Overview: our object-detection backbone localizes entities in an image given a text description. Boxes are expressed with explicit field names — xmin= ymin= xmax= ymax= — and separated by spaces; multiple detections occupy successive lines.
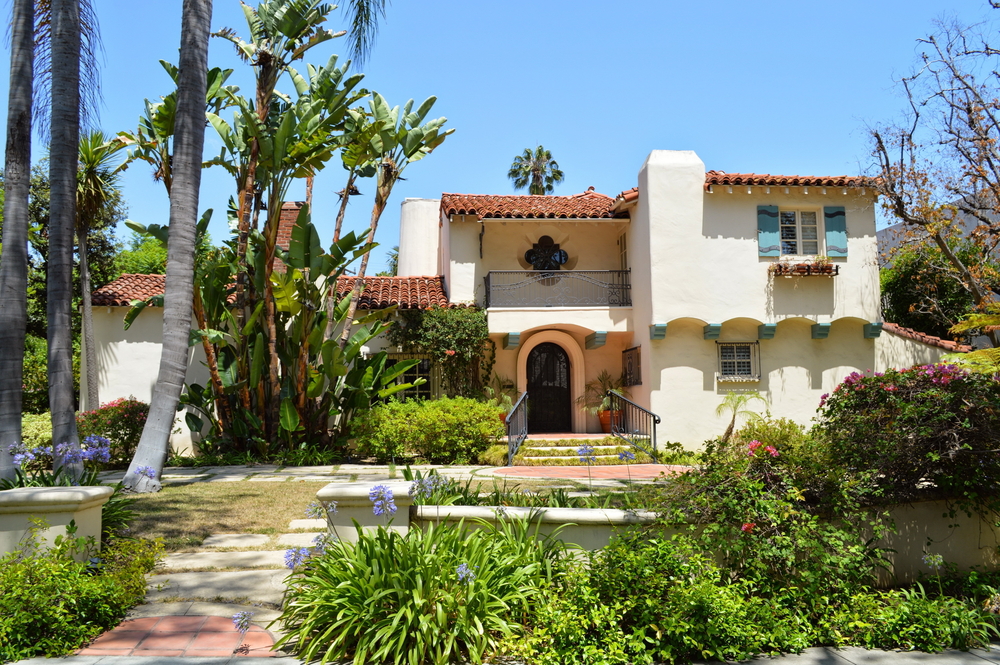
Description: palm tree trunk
xmin=0 ymin=0 xmax=34 ymax=481
xmin=48 ymin=0 xmax=83 ymax=478
xmin=323 ymin=170 xmax=357 ymax=342
xmin=339 ymin=163 xmax=394 ymax=348
xmin=124 ymin=0 xmax=212 ymax=492
xmin=80 ymin=231 xmax=99 ymax=410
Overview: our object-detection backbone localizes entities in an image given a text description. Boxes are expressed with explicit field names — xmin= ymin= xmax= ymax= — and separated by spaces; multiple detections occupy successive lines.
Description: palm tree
xmin=716 ymin=392 xmax=768 ymax=444
xmin=47 ymin=0 xmax=84 ymax=477
xmin=508 ymin=145 xmax=564 ymax=195
xmin=77 ymin=131 xmax=125 ymax=411
xmin=123 ymin=0 xmax=212 ymax=493
xmin=0 ymin=0 xmax=35 ymax=481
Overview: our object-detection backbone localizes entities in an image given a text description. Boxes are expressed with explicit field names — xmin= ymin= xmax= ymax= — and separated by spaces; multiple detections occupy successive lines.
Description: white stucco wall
xmin=875 ymin=329 xmax=955 ymax=370
xmin=448 ymin=219 xmax=628 ymax=306
xmin=397 ymin=198 xmax=441 ymax=277
xmin=83 ymin=306 xmax=210 ymax=455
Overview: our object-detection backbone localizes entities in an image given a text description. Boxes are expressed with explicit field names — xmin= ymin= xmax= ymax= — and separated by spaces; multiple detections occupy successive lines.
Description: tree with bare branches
xmin=872 ymin=15 xmax=1000 ymax=347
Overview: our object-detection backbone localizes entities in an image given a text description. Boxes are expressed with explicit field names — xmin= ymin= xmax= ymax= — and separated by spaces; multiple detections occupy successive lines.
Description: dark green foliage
xmin=76 ymin=397 xmax=149 ymax=467
xmin=386 ymin=307 xmax=495 ymax=397
xmin=881 ymin=240 xmax=1000 ymax=340
xmin=21 ymin=335 xmax=49 ymax=413
xmin=112 ymin=232 xmax=167 ymax=276
xmin=352 ymin=397 xmax=504 ymax=463
xmin=0 ymin=531 xmax=161 ymax=661
xmin=277 ymin=520 xmax=568 ymax=665
xmin=814 ymin=364 xmax=1000 ymax=512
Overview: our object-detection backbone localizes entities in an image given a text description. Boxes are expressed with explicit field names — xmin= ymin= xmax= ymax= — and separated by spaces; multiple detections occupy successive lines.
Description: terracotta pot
xmin=598 ymin=410 xmax=622 ymax=434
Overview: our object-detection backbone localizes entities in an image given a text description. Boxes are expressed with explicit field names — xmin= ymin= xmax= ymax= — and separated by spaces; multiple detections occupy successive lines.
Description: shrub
xmin=22 ymin=335 xmax=48 ymax=414
xmin=814 ymin=364 xmax=1000 ymax=512
xmin=0 ymin=529 xmax=161 ymax=661
xmin=352 ymin=397 xmax=503 ymax=463
xmin=277 ymin=519 xmax=568 ymax=665
xmin=385 ymin=306 xmax=495 ymax=397
xmin=20 ymin=412 xmax=53 ymax=449
xmin=76 ymin=397 xmax=149 ymax=466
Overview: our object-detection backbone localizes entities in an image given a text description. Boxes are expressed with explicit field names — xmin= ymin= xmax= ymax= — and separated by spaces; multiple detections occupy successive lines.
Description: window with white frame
xmin=386 ymin=353 xmax=440 ymax=400
xmin=779 ymin=209 xmax=820 ymax=256
xmin=717 ymin=342 xmax=760 ymax=382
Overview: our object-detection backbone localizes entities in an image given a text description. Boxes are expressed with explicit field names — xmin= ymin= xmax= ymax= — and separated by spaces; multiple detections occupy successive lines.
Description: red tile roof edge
xmin=704 ymin=170 xmax=875 ymax=190
xmin=440 ymin=189 xmax=624 ymax=219
xmin=92 ymin=274 xmax=465 ymax=310
xmin=882 ymin=322 xmax=971 ymax=353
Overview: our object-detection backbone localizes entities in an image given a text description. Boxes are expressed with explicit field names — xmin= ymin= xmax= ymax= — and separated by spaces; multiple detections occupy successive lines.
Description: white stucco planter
xmin=0 ymin=486 xmax=113 ymax=558
xmin=412 ymin=504 xmax=661 ymax=551
xmin=316 ymin=482 xmax=413 ymax=543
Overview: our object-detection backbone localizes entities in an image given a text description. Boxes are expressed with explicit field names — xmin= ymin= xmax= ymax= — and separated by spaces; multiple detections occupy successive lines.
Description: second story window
xmin=780 ymin=210 xmax=819 ymax=256
xmin=618 ymin=232 xmax=628 ymax=271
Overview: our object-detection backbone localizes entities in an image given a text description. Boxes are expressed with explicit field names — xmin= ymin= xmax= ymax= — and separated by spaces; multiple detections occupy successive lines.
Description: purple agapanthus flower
xmin=232 ymin=611 xmax=255 ymax=635
xmin=284 ymin=547 xmax=310 ymax=569
xmin=369 ymin=484 xmax=397 ymax=516
xmin=456 ymin=562 xmax=478 ymax=584
xmin=135 ymin=465 xmax=157 ymax=479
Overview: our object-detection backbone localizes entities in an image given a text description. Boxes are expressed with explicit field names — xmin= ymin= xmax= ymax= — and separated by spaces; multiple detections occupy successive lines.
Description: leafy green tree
xmin=716 ymin=392 xmax=767 ymax=444
xmin=113 ymin=233 xmax=167 ymax=276
xmin=508 ymin=145 xmax=564 ymax=195
xmin=881 ymin=238 xmax=1000 ymax=340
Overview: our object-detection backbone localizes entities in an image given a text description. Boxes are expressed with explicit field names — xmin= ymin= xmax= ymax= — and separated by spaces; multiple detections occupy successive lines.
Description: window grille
xmin=716 ymin=342 xmax=760 ymax=382
xmin=622 ymin=346 xmax=641 ymax=386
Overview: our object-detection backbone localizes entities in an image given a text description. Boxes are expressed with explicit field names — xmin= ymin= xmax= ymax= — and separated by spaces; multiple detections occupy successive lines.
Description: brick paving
xmin=77 ymin=615 xmax=277 ymax=658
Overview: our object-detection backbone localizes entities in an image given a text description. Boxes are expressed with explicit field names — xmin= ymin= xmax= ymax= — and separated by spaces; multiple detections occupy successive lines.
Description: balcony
xmin=484 ymin=270 xmax=632 ymax=308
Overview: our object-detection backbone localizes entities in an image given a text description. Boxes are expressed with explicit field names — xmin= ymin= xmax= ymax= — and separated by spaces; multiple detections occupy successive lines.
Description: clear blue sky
xmin=2 ymin=0 xmax=997 ymax=274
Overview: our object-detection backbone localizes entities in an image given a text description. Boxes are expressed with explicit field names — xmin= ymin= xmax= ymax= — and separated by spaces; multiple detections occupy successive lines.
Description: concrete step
xmin=160 ymin=550 xmax=288 ymax=571
xmin=146 ymin=569 xmax=289 ymax=607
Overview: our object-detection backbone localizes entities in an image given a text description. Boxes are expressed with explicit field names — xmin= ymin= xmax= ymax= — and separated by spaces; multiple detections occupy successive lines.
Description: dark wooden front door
xmin=527 ymin=342 xmax=571 ymax=433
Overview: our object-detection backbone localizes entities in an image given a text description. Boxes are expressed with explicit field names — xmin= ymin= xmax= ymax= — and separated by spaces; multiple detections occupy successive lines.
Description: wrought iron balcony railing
xmin=484 ymin=270 xmax=632 ymax=308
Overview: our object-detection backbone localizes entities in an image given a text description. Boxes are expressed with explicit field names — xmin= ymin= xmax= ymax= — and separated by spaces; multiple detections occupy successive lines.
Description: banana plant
xmin=338 ymin=93 xmax=455 ymax=348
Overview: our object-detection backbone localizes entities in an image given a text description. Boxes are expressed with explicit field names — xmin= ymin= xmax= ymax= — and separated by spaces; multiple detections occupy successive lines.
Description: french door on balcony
xmin=527 ymin=342 xmax=572 ymax=433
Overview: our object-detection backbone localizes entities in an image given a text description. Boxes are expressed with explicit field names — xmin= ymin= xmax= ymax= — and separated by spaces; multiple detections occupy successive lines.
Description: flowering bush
xmin=76 ymin=397 xmax=149 ymax=467
xmin=814 ymin=364 xmax=1000 ymax=511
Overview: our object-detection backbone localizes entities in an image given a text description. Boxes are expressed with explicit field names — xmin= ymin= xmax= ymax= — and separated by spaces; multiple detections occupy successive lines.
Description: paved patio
xmin=76 ymin=616 xmax=276 ymax=658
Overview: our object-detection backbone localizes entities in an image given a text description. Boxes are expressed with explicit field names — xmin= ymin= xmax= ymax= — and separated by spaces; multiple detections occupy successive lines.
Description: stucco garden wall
xmin=875 ymin=329 xmax=954 ymax=370
xmin=83 ymin=306 xmax=210 ymax=455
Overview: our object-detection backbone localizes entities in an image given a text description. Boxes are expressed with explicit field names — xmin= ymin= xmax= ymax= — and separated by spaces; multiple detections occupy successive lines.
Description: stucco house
xmin=87 ymin=149 xmax=968 ymax=451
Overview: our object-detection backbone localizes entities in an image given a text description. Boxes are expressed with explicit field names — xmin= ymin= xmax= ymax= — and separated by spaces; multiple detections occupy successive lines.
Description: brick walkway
xmin=77 ymin=616 xmax=277 ymax=658
xmin=492 ymin=463 xmax=689 ymax=479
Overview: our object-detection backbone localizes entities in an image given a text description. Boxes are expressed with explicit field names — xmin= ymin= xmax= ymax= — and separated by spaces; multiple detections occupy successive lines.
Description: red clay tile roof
xmin=92 ymin=274 xmax=167 ymax=306
xmin=883 ymin=322 xmax=971 ymax=353
xmin=704 ymin=171 xmax=874 ymax=190
xmin=441 ymin=188 xmax=623 ymax=219
xmin=92 ymin=274 xmax=457 ymax=310
xmin=335 ymin=276 xmax=462 ymax=309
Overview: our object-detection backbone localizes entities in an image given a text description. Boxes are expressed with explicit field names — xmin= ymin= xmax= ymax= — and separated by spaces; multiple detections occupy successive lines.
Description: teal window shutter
xmin=824 ymin=207 xmax=847 ymax=257
xmin=757 ymin=205 xmax=779 ymax=257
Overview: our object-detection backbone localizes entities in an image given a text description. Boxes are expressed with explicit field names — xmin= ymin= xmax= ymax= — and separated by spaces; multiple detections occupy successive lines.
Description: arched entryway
xmin=526 ymin=342 xmax=572 ymax=433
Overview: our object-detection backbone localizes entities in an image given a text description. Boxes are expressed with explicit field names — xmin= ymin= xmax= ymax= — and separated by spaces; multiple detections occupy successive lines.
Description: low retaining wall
xmin=0 ymin=486 xmax=113 ymax=558
xmin=879 ymin=500 xmax=1000 ymax=585
xmin=315 ymin=483 xmax=1000 ymax=586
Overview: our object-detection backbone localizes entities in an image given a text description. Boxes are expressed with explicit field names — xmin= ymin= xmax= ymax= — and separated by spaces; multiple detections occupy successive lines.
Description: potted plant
xmin=576 ymin=370 xmax=629 ymax=434
xmin=484 ymin=373 xmax=516 ymax=424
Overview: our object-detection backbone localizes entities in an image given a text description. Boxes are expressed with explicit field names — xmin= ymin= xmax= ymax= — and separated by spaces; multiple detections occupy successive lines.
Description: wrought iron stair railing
xmin=505 ymin=391 xmax=529 ymax=466
xmin=606 ymin=390 xmax=660 ymax=460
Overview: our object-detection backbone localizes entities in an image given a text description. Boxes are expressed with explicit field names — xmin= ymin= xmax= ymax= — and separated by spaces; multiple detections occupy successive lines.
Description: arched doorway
xmin=526 ymin=342 xmax=571 ymax=433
